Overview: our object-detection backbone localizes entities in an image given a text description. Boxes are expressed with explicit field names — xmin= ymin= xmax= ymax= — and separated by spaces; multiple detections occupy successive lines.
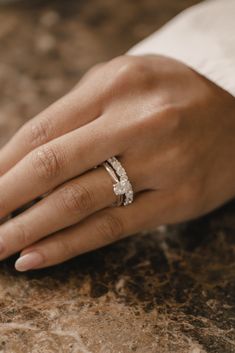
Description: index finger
xmin=0 ymin=65 xmax=106 ymax=176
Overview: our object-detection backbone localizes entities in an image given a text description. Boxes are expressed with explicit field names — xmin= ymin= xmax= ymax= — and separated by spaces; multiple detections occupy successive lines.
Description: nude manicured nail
xmin=15 ymin=252 xmax=44 ymax=272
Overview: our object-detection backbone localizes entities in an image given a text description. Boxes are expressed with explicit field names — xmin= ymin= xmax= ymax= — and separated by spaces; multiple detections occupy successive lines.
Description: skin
xmin=0 ymin=54 xmax=234 ymax=271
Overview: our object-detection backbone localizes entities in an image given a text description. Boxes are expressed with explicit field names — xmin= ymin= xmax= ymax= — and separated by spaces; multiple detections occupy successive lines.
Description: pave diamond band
xmin=102 ymin=156 xmax=134 ymax=206
xmin=102 ymin=161 xmax=124 ymax=207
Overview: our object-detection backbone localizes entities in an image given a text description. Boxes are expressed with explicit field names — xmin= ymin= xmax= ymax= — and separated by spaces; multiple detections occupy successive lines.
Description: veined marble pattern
xmin=0 ymin=210 xmax=234 ymax=352
xmin=0 ymin=1 xmax=234 ymax=352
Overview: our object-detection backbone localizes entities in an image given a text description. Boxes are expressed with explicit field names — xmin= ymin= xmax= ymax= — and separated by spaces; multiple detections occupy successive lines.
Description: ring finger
xmin=0 ymin=161 xmax=139 ymax=260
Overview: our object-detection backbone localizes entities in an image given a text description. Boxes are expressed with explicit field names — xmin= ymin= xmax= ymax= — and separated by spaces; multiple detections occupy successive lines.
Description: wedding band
xmin=102 ymin=156 xmax=134 ymax=206
xmin=102 ymin=162 xmax=124 ymax=207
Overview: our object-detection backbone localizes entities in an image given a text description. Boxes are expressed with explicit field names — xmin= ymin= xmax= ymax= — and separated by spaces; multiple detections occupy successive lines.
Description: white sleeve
xmin=127 ymin=0 xmax=235 ymax=98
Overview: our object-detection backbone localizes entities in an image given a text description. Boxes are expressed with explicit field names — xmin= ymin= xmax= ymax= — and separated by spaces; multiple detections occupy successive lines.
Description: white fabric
xmin=127 ymin=0 xmax=235 ymax=97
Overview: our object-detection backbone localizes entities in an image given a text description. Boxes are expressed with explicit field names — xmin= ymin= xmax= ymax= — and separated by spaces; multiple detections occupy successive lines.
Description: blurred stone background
xmin=0 ymin=1 xmax=235 ymax=353
xmin=0 ymin=0 xmax=200 ymax=145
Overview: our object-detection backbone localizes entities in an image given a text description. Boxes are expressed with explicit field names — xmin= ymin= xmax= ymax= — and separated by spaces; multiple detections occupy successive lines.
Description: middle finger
xmin=0 ymin=117 xmax=122 ymax=219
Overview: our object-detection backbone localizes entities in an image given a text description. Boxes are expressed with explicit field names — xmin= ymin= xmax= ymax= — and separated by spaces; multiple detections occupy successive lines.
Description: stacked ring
xmin=102 ymin=156 xmax=134 ymax=207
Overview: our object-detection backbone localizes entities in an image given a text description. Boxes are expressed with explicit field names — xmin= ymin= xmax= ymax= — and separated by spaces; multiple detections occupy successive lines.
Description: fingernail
xmin=15 ymin=252 xmax=44 ymax=272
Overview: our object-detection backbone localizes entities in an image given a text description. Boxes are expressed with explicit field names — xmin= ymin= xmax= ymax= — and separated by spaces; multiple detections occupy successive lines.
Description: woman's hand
xmin=0 ymin=55 xmax=235 ymax=271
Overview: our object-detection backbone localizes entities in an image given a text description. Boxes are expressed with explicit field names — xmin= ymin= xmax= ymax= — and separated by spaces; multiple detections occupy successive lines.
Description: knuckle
xmin=111 ymin=55 xmax=140 ymax=70
xmin=80 ymin=62 xmax=105 ymax=84
xmin=28 ymin=117 xmax=54 ymax=148
xmin=136 ymin=104 xmax=182 ymax=137
xmin=160 ymin=104 xmax=183 ymax=129
xmin=109 ymin=55 xmax=151 ymax=88
xmin=31 ymin=144 xmax=63 ymax=180
xmin=58 ymin=183 xmax=94 ymax=215
xmin=0 ymin=197 xmax=7 ymax=218
xmin=170 ymin=106 xmax=184 ymax=130
xmin=87 ymin=62 xmax=105 ymax=75
xmin=96 ymin=213 xmax=124 ymax=243
xmin=57 ymin=236 xmax=77 ymax=259
xmin=118 ymin=58 xmax=141 ymax=78
xmin=150 ymin=104 xmax=184 ymax=137
xmin=11 ymin=219 xmax=32 ymax=246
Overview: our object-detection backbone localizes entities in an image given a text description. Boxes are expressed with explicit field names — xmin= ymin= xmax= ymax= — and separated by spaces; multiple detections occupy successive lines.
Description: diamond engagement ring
xmin=102 ymin=156 xmax=134 ymax=206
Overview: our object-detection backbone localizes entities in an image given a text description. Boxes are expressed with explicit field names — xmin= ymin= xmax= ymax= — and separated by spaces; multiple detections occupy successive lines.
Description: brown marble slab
xmin=0 ymin=1 xmax=234 ymax=352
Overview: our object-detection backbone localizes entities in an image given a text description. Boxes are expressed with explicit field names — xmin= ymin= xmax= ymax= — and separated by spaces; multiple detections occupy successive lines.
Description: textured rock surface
xmin=0 ymin=1 xmax=234 ymax=352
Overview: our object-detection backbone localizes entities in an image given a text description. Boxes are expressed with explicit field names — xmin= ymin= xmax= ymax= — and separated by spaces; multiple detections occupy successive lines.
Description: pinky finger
xmin=14 ymin=190 xmax=162 ymax=271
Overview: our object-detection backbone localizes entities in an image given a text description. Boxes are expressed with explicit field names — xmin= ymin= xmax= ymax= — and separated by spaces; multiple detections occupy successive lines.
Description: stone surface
xmin=0 ymin=1 xmax=234 ymax=352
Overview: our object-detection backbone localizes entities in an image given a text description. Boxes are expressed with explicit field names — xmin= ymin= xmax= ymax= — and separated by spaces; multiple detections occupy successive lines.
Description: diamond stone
xmin=107 ymin=156 xmax=134 ymax=206
xmin=113 ymin=179 xmax=130 ymax=195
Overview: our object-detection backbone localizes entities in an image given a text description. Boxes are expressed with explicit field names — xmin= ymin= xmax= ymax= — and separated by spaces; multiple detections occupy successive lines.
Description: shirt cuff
xmin=127 ymin=0 xmax=235 ymax=98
